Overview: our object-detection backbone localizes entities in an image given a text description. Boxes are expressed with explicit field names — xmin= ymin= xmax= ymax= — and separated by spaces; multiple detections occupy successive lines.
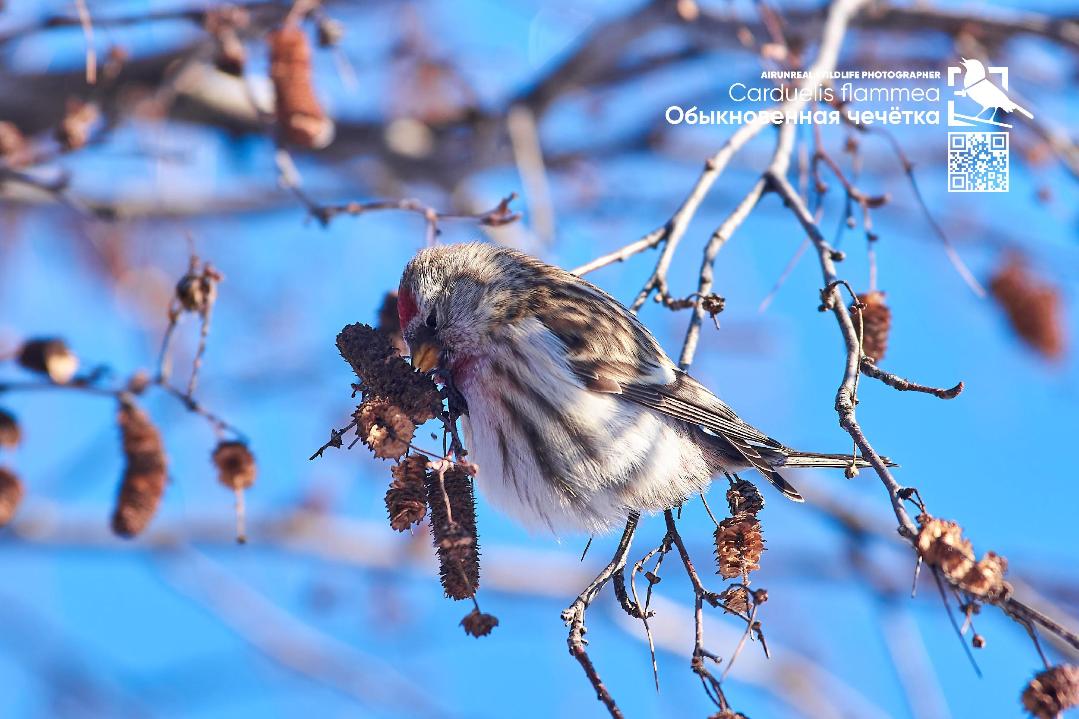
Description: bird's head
xmin=960 ymin=57 xmax=986 ymax=74
xmin=397 ymin=243 xmax=521 ymax=373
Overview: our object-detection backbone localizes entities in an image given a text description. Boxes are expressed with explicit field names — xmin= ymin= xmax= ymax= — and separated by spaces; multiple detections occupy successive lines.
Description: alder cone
xmin=714 ymin=515 xmax=764 ymax=580
xmin=268 ymin=25 xmax=333 ymax=148
xmin=336 ymin=323 xmax=440 ymax=424
xmin=1022 ymin=665 xmax=1079 ymax=719
xmin=989 ymin=256 xmax=1065 ymax=360
xmin=111 ymin=403 xmax=168 ymax=538
xmin=212 ymin=440 xmax=257 ymax=490
xmin=386 ymin=454 xmax=428 ymax=531
xmin=853 ymin=291 xmax=891 ymax=362
xmin=425 ymin=467 xmax=480 ymax=599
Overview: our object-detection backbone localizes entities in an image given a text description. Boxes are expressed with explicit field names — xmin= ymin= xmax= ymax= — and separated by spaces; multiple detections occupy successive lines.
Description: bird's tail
xmin=1012 ymin=104 xmax=1033 ymax=119
xmin=773 ymin=449 xmax=897 ymax=469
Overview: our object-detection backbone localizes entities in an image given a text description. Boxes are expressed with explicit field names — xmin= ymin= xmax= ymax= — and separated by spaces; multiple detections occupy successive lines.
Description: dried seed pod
xmin=425 ymin=466 xmax=480 ymax=599
xmin=0 ymin=409 xmax=20 ymax=449
xmin=700 ymin=293 xmax=725 ymax=318
xmin=916 ymin=516 xmax=975 ymax=580
xmin=212 ymin=440 xmax=256 ymax=490
xmin=386 ymin=454 xmax=428 ymax=531
xmin=989 ymin=255 xmax=1065 ymax=360
xmin=175 ymin=262 xmax=220 ymax=314
xmin=16 ymin=338 xmax=79 ymax=383
xmin=1022 ymin=665 xmax=1079 ymax=719
xmin=961 ymin=552 xmax=1009 ymax=600
xmin=212 ymin=440 xmax=255 ymax=544
xmin=719 ymin=585 xmax=749 ymax=615
xmin=707 ymin=712 xmax=748 ymax=719
xmin=355 ymin=399 xmax=414 ymax=460
xmin=56 ymin=99 xmax=99 ymax=151
xmin=726 ymin=478 xmax=764 ymax=516
xmin=972 ymin=634 xmax=986 ymax=649
xmin=377 ymin=292 xmax=408 ymax=357
xmin=337 ymin=323 xmax=441 ymax=424
xmin=268 ymin=25 xmax=334 ymax=148
xmin=460 ymin=608 xmax=498 ymax=637
xmin=0 ymin=467 xmax=23 ymax=526
xmin=714 ymin=515 xmax=764 ymax=580
xmin=111 ymin=402 xmax=167 ymax=537
xmin=853 ymin=291 xmax=891 ymax=362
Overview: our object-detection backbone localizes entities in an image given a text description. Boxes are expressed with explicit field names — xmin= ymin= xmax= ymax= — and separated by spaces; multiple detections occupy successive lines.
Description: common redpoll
xmin=398 ymin=243 xmax=884 ymax=533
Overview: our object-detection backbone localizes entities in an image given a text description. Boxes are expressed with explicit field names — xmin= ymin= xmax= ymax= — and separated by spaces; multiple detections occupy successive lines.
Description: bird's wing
xmin=534 ymin=283 xmax=801 ymax=499
xmin=577 ymin=365 xmax=784 ymax=450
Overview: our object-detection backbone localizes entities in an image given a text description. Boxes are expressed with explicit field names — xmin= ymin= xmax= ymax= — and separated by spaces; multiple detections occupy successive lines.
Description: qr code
xmin=948 ymin=132 xmax=1009 ymax=192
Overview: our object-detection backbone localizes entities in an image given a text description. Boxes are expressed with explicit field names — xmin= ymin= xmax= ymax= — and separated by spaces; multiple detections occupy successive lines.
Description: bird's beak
xmin=410 ymin=340 xmax=441 ymax=373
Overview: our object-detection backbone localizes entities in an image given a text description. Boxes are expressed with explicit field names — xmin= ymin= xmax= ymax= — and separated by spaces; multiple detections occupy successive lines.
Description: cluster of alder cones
xmin=333 ymin=317 xmax=497 ymax=637
xmin=0 ymin=336 xmax=255 ymax=538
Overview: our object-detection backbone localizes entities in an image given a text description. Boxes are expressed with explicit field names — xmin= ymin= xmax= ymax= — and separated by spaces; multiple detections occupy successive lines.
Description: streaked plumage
xmin=398 ymin=243 xmax=881 ymax=534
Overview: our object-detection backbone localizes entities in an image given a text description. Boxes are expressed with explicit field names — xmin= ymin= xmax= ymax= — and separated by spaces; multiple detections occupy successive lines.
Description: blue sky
xmin=0 ymin=1 xmax=1076 ymax=717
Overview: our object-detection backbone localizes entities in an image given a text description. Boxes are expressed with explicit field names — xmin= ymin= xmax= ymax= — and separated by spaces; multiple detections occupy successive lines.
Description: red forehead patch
xmin=397 ymin=286 xmax=418 ymax=329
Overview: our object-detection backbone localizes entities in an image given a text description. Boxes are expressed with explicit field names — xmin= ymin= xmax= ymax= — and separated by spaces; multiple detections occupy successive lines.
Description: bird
xmin=959 ymin=58 xmax=1033 ymax=120
xmin=398 ymin=243 xmax=888 ymax=534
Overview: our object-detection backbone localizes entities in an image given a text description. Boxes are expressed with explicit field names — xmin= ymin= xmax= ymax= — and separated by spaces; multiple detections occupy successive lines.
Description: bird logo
xmin=949 ymin=58 xmax=1033 ymax=128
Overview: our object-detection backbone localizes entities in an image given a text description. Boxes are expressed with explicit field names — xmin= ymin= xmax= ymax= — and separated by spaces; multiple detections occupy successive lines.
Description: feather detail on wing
xmin=569 ymin=364 xmax=804 ymax=501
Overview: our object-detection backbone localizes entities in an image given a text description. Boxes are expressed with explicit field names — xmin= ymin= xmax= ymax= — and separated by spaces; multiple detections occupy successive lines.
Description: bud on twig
xmin=17 ymin=338 xmax=79 ymax=384
xmin=111 ymin=402 xmax=167 ymax=538
xmin=0 ymin=467 xmax=23 ymax=526
xmin=269 ymin=25 xmax=334 ymax=148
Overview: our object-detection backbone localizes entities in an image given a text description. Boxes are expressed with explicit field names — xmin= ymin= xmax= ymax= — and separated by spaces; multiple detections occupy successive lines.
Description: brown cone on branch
xmin=111 ymin=402 xmax=168 ymax=538
xmin=1022 ymin=665 xmax=1079 ymax=719
xmin=425 ymin=466 xmax=480 ymax=599
xmin=268 ymin=25 xmax=334 ymax=148
xmin=852 ymin=291 xmax=891 ymax=362
xmin=386 ymin=454 xmax=428 ymax=531
xmin=460 ymin=608 xmax=498 ymax=637
xmin=989 ymin=255 xmax=1065 ymax=360
xmin=336 ymin=323 xmax=440 ymax=424
xmin=0 ymin=467 xmax=23 ymax=526
xmin=354 ymin=399 xmax=415 ymax=460
xmin=726 ymin=478 xmax=764 ymax=516
xmin=714 ymin=515 xmax=764 ymax=580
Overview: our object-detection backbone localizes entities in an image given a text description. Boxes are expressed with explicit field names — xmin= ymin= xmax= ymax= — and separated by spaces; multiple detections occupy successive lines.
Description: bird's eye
xmin=425 ymin=311 xmax=437 ymax=329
